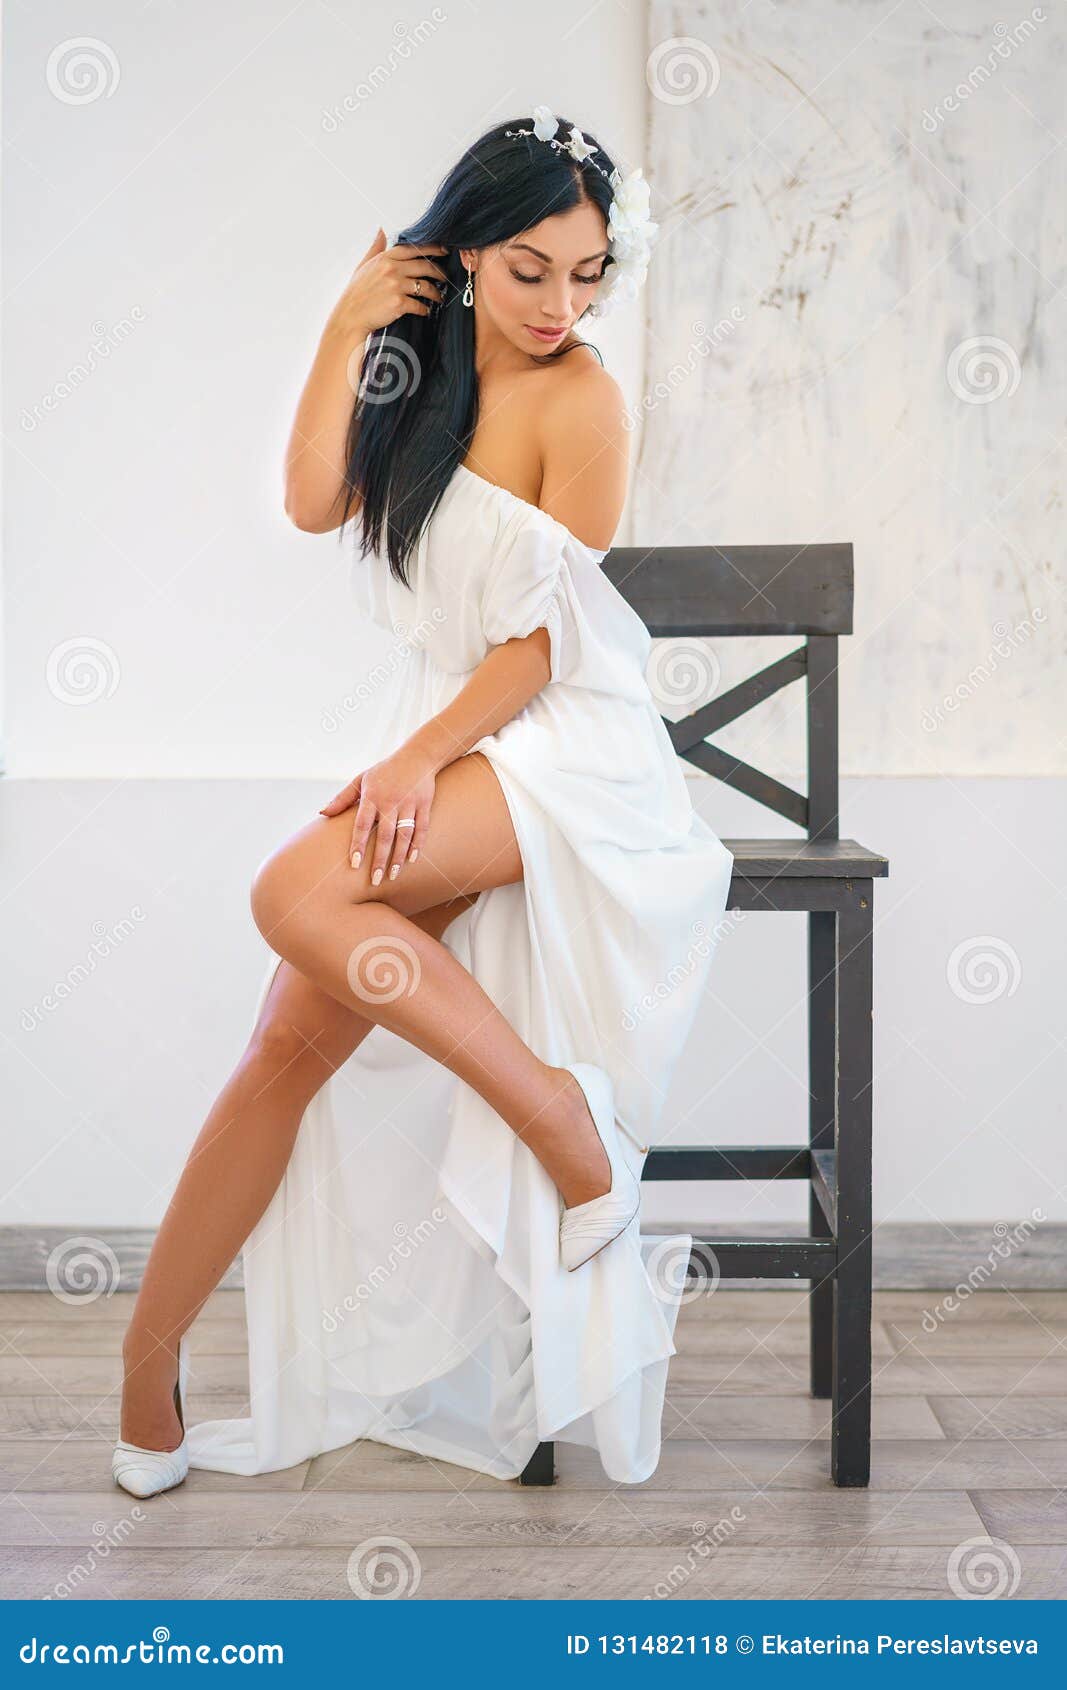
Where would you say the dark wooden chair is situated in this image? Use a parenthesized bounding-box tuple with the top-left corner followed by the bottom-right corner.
(521, 540, 888, 1489)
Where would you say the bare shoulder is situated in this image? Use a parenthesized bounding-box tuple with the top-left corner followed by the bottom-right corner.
(537, 349, 629, 550)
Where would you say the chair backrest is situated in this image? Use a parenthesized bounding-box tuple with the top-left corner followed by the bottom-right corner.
(603, 543, 854, 841)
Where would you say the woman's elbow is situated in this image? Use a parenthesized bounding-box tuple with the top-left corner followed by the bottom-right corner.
(283, 489, 351, 534)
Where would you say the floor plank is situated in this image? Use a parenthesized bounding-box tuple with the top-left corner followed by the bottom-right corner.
(556, 1440, 1067, 1492)
(0, 1487, 985, 1549)
(0, 1441, 309, 1492)
(0, 1393, 251, 1439)
(2, 1287, 1065, 1600)
(4, 1544, 1066, 1601)
(0, 1318, 248, 1356)
(667, 1350, 1067, 1394)
(928, 1396, 1067, 1440)
(884, 1320, 1067, 1359)
(663, 1394, 944, 1440)
(971, 1491, 1067, 1544)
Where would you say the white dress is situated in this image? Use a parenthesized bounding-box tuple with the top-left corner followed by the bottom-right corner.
(186, 463, 735, 1485)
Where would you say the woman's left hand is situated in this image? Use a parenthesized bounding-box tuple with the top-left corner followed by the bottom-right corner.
(319, 746, 437, 883)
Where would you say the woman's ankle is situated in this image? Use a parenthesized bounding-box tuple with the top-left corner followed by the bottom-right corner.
(121, 1322, 181, 1376)
(549, 1068, 611, 1205)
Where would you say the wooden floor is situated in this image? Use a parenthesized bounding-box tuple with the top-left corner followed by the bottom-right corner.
(2, 1286, 1066, 1601)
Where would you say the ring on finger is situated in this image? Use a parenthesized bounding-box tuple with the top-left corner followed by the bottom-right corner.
(396, 817, 416, 828)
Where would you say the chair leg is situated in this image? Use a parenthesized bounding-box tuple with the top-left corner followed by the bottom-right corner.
(808, 909, 836, 1400)
(520, 1441, 555, 1485)
(831, 885, 874, 1487)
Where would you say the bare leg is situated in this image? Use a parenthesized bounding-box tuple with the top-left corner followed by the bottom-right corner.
(119, 896, 475, 1452)
(249, 750, 612, 1205)
(121, 752, 612, 1451)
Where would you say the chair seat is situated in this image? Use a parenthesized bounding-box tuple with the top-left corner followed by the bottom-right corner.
(724, 837, 888, 877)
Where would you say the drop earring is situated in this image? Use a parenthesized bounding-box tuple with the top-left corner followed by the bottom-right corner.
(462, 265, 474, 308)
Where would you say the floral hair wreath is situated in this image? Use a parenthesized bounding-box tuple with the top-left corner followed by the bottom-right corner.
(503, 105, 658, 317)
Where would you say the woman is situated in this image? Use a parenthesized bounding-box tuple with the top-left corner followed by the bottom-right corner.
(112, 109, 734, 1500)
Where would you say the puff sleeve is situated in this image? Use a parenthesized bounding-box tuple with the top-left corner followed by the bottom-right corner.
(480, 504, 589, 686)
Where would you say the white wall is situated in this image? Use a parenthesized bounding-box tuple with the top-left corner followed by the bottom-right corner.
(2, 774, 1062, 1231)
(2, 1, 1063, 1232)
(3, 0, 646, 777)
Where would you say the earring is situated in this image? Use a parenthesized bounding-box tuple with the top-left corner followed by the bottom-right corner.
(462, 265, 474, 308)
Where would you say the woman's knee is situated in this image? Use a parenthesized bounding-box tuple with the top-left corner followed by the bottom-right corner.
(250, 831, 328, 948)
(249, 848, 287, 944)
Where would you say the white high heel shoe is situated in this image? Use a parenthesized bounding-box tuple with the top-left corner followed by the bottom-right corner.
(559, 1062, 644, 1272)
(112, 1334, 191, 1499)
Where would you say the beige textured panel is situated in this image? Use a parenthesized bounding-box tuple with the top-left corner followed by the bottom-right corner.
(638, 1, 1063, 777)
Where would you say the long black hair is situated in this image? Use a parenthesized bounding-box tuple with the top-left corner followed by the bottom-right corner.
(340, 117, 617, 586)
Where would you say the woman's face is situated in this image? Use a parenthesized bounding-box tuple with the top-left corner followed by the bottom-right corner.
(463, 200, 610, 353)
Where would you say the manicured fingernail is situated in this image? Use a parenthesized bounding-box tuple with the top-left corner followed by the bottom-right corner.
(410, 847, 419, 861)
(389, 864, 400, 879)
(371, 867, 382, 886)
(351, 851, 361, 869)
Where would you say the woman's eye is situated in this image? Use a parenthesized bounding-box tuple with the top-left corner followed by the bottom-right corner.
(509, 269, 602, 286)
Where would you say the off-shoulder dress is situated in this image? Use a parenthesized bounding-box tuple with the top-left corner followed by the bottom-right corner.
(186, 461, 734, 1485)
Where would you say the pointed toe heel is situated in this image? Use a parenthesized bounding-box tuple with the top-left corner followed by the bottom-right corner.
(559, 1062, 642, 1272)
(112, 1334, 191, 1499)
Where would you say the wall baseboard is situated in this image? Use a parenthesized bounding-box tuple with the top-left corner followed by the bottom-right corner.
(3, 1222, 1064, 1293)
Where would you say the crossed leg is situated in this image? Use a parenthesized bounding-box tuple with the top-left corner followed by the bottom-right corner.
(246, 751, 609, 1197)
(120, 751, 609, 1451)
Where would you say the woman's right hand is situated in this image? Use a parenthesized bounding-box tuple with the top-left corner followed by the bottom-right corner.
(324, 229, 450, 344)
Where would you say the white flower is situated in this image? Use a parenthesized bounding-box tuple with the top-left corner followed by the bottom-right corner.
(531, 105, 558, 142)
(566, 125, 596, 163)
(606, 168, 653, 238)
(590, 167, 657, 316)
